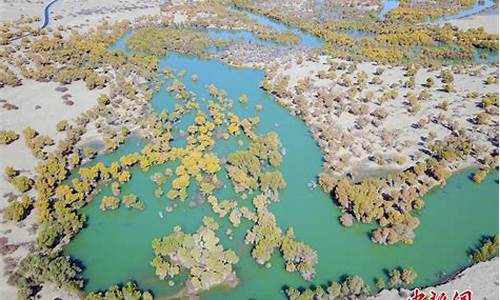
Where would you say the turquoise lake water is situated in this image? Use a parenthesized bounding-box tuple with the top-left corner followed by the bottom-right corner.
(65, 7, 499, 300)
(379, 0, 400, 20)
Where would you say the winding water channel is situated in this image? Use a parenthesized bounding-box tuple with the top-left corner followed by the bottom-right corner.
(40, 0, 60, 29)
(62, 8, 500, 299)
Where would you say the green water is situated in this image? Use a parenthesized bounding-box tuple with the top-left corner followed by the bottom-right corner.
(65, 19, 499, 300)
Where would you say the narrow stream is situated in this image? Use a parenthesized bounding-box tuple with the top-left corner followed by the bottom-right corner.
(40, 0, 60, 29)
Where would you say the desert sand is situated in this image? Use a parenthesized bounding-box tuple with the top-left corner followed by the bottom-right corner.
(266, 55, 498, 180)
(0, 79, 105, 299)
(0, 0, 163, 27)
(446, 14, 499, 35)
(370, 258, 499, 300)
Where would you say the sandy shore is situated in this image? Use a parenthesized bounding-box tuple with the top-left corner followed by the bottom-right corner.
(0, 79, 105, 299)
(370, 258, 499, 300)
(446, 14, 499, 34)
(0, 79, 106, 299)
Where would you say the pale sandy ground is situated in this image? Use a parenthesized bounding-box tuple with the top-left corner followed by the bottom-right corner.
(47, 0, 162, 28)
(0, 0, 163, 27)
(446, 14, 499, 34)
(268, 55, 498, 180)
(0, 0, 43, 22)
(38, 282, 80, 300)
(0, 79, 104, 300)
(370, 258, 499, 300)
(0, 79, 105, 183)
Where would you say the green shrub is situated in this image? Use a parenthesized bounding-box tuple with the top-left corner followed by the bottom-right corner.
(0, 130, 19, 144)
(10, 175, 33, 193)
(471, 235, 499, 262)
(2, 195, 32, 222)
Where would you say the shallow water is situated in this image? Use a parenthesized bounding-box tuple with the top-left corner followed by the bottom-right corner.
(65, 11, 498, 300)
(378, 0, 400, 20)
(342, 29, 376, 39)
(473, 48, 500, 63)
